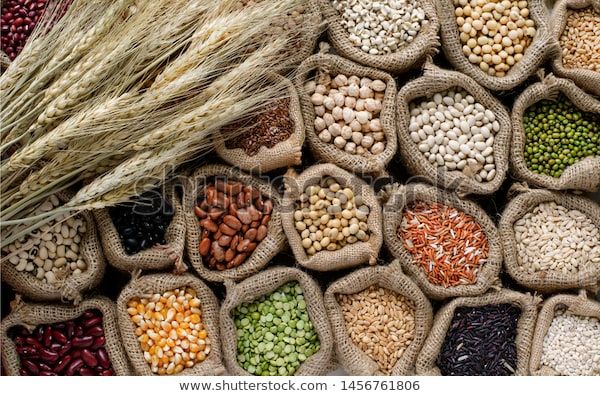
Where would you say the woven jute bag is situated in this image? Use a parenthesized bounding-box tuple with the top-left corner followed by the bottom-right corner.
(294, 53, 397, 175)
(116, 272, 225, 376)
(220, 266, 334, 376)
(529, 291, 600, 376)
(183, 164, 286, 283)
(499, 183, 600, 293)
(1, 296, 131, 376)
(316, 0, 440, 73)
(93, 185, 186, 272)
(396, 62, 511, 196)
(324, 260, 433, 375)
(214, 74, 305, 173)
(511, 73, 600, 192)
(416, 289, 540, 376)
(277, 0, 323, 70)
(282, 164, 383, 271)
(0, 192, 105, 304)
(550, 0, 600, 96)
(382, 183, 503, 300)
(436, 0, 556, 91)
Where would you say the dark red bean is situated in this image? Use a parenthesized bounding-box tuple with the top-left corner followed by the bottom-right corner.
(38, 362, 52, 372)
(39, 349, 59, 363)
(19, 368, 29, 376)
(65, 358, 84, 376)
(99, 369, 114, 376)
(58, 342, 72, 357)
(72, 336, 93, 348)
(96, 348, 110, 369)
(43, 325, 53, 346)
(39, 371, 58, 376)
(53, 330, 68, 344)
(16, 346, 38, 357)
(81, 349, 98, 368)
(90, 336, 105, 350)
(24, 336, 43, 349)
(79, 367, 97, 376)
(66, 321, 75, 339)
(74, 325, 84, 337)
(53, 355, 72, 374)
(21, 359, 39, 375)
(85, 326, 104, 337)
(83, 317, 102, 328)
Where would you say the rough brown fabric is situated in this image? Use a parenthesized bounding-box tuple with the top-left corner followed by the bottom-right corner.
(416, 289, 540, 376)
(396, 63, 511, 196)
(382, 183, 503, 300)
(324, 260, 433, 375)
(220, 266, 334, 376)
(1, 191, 105, 304)
(550, 0, 600, 96)
(1, 296, 131, 376)
(294, 53, 397, 174)
(317, 0, 440, 73)
(94, 185, 186, 272)
(510, 74, 600, 192)
(282, 164, 383, 271)
(182, 164, 286, 283)
(214, 74, 305, 173)
(499, 183, 600, 293)
(436, 0, 556, 91)
(529, 291, 600, 376)
(116, 272, 225, 376)
(281, 0, 324, 70)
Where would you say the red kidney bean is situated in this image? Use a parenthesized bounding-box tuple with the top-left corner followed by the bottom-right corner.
(85, 326, 104, 337)
(24, 336, 43, 349)
(74, 325, 84, 337)
(79, 367, 97, 376)
(90, 336, 106, 350)
(16, 346, 38, 357)
(58, 342, 72, 357)
(38, 363, 53, 372)
(72, 336, 93, 348)
(40, 349, 59, 363)
(53, 355, 72, 374)
(43, 325, 53, 347)
(66, 321, 75, 339)
(81, 349, 98, 368)
(96, 348, 110, 369)
(99, 369, 114, 376)
(19, 369, 29, 376)
(83, 316, 102, 328)
(65, 358, 84, 376)
(53, 330, 68, 344)
(22, 359, 39, 375)
(39, 371, 57, 376)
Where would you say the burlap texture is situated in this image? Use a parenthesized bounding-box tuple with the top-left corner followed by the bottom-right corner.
(0, 191, 105, 304)
(510, 74, 600, 192)
(324, 260, 433, 375)
(436, 0, 556, 91)
(415, 289, 540, 376)
(280, 0, 323, 70)
(282, 164, 383, 271)
(382, 183, 502, 300)
(317, 0, 440, 73)
(550, 0, 600, 96)
(294, 53, 397, 174)
(182, 164, 286, 283)
(93, 185, 186, 272)
(0, 296, 131, 376)
(499, 183, 600, 293)
(396, 63, 512, 196)
(529, 291, 600, 376)
(116, 272, 225, 376)
(214, 74, 305, 173)
(220, 266, 334, 376)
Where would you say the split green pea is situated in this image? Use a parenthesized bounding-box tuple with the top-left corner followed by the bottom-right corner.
(233, 281, 320, 376)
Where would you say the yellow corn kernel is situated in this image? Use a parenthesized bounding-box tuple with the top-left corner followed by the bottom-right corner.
(175, 364, 184, 374)
(197, 351, 207, 362)
(189, 343, 200, 353)
(198, 330, 208, 339)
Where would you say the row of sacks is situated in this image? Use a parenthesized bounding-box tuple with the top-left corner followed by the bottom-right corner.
(2, 266, 598, 376)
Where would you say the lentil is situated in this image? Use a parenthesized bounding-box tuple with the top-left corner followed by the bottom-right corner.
(523, 95, 600, 178)
(127, 287, 210, 375)
(233, 282, 320, 376)
(438, 304, 520, 376)
(559, 7, 600, 72)
(337, 286, 416, 374)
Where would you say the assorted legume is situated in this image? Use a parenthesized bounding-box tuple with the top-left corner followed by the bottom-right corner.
(233, 282, 320, 376)
(2, 194, 88, 284)
(454, 0, 536, 77)
(12, 309, 114, 376)
(195, 180, 272, 271)
(514, 201, 600, 275)
(331, 0, 428, 55)
(294, 177, 370, 256)
(409, 88, 499, 182)
(399, 202, 489, 288)
(541, 310, 600, 376)
(337, 286, 416, 374)
(523, 95, 599, 178)
(559, 7, 600, 72)
(127, 287, 210, 375)
(306, 73, 387, 156)
(438, 303, 520, 376)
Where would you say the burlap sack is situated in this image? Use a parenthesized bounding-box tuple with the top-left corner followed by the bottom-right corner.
(437, 0, 556, 91)
(529, 291, 600, 376)
(214, 74, 305, 173)
(317, 0, 440, 73)
(116, 272, 225, 376)
(93, 185, 186, 272)
(510, 73, 600, 192)
(0, 191, 105, 304)
(0, 296, 131, 376)
(382, 183, 503, 300)
(282, 164, 383, 271)
(550, 0, 600, 96)
(416, 289, 540, 376)
(183, 164, 286, 283)
(396, 63, 511, 196)
(324, 260, 433, 375)
(220, 266, 334, 376)
(294, 53, 397, 174)
(499, 183, 600, 293)
(279, 0, 323, 70)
